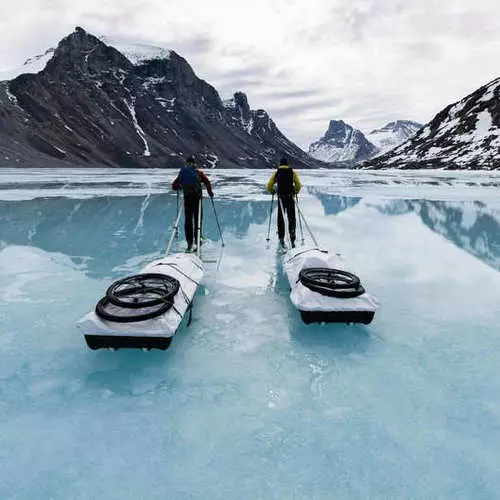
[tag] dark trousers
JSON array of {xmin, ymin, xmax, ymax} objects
[
  {"xmin": 277, "ymin": 195, "xmax": 296, "ymax": 243},
  {"xmin": 184, "ymin": 194, "xmax": 202, "ymax": 247}
]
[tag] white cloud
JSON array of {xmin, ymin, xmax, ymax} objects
[{"xmin": 1, "ymin": 0, "xmax": 499, "ymax": 149}]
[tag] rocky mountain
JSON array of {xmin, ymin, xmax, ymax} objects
[
  {"xmin": 367, "ymin": 120, "xmax": 422, "ymax": 155},
  {"xmin": 0, "ymin": 27, "xmax": 323, "ymax": 169},
  {"xmin": 363, "ymin": 77, "xmax": 500, "ymax": 169},
  {"xmin": 308, "ymin": 120, "xmax": 378, "ymax": 163}
]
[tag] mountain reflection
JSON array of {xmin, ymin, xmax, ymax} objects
[
  {"xmin": 413, "ymin": 199, "xmax": 500, "ymax": 271},
  {"xmin": 308, "ymin": 188, "xmax": 361, "ymax": 215},
  {"xmin": 309, "ymin": 191, "xmax": 500, "ymax": 272},
  {"xmin": 0, "ymin": 194, "xmax": 270, "ymax": 277}
]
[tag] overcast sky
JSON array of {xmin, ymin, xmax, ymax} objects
[{"xmin": 1, "ymin": 0, "xmax": 499, "ymax": 148}]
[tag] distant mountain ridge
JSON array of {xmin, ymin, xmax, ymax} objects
[
  {"xmin": 367, "ymin": 120, "xmax": 422, "ymax": 155},
  {"xmin": 308, "ymin": 119, "xmax": 422, "ymax": 164},
  {"xmin": 0, "ymin": 27, "xmax": 324, "ymax": 169},
  {"xmin": 363, "ymin": 77, "xmax": 500, "ymax": 170}
]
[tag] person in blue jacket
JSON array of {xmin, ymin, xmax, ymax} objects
[{"xmin": 172, "ymin": 156, "xmax": 214, "ymax": 251}]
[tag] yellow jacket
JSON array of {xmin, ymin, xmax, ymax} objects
[{"xmin": 267, "ymin": 165, "xmax": 302, "ymax": 195}]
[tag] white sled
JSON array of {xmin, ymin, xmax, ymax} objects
[
  {"xmin": 78, "ymin": 253, "xmax": 204, "ymax": 350},
  {"xmin": 283, "ymin": 246, "xmax": 378, "ymax": 325}
]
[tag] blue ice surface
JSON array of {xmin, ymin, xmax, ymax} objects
[{"xmin": 1, "ymin": 168, "xmax": 500, "ymax": 499}]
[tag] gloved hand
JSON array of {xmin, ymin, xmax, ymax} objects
[{"xmin": 209, "ymin": 192, "xmax": 214, "ymax": 198}]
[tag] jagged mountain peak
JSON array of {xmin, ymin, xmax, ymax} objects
[
  {"xmin": 44, "ymin": 28, "xmax": 132, "ymax": 75},
  {"xmin": 324, "ymin": 119, "xmax": 350, "ymax": 139},
  {"xmin": 233, "ymin": 92, "xmax": 250, "ymax": 113},
  {"xmin": 223, "ymin": 91, "xmax": 249, "ymax": 109},
  {"xmin": 227, "ymin": 91, "xmax": 252, "ymax": 124},
  {"xmin": 57, "ymin": 26, "xmax": 104, "ymax": 52},
  {"xmin": 309, "ymin": 119, "xmax": 377, "ymax": 163}
]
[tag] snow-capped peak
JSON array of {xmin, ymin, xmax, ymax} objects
[
  {"xmin": 100, "ymin": 36, "xmax": 171, "ymax": 65},
  {"xmin": 0, "ymin": 48, "xmax": 55, "ymax": 82},
  {"xmin": 309, "ymin": 120, "xmax": 378, "ymax": 163},
  {"xmin": 367, "ymin": 120, "xmax": 423, "ymax": 155},
  {"xmin": 0, "ymin": 32, "xmax": 173, "ymax": 82}
]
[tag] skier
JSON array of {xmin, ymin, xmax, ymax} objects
[
  {"xmin": 172, "ymin": 156, "xmax": 214, "ymax": 252},
  {"xmin": 266, "ymin": 156, "xmax": 302, "ymax": 248}
]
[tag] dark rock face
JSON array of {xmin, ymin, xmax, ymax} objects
[
  {"xmin": 363, "ymin": 78, "xmax": 500, "ymax": 170},
  {"xmin": 308, "ymin": 120, "xmax": 378, "ymax": 164},
  {"xmin": 0, "ymin": 28, "xmax": 323, "ymax": 169}
]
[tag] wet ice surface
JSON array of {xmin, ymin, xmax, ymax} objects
[{"xmin": 1, "ymin": 168, "xmax": 500, "ymax": 499}]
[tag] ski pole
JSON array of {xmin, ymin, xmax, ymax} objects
[
  {"xmin": 296, "ymin": 194, "xmax": 304, "ymax": 245},
  {"xmin": 210, "ymin": 196, "xmax": 225, "ymax": 247},
  {"xmin": 175, "ymin": 190, "xmax": 180, "ymax": 239},
  {"xmin": 166, "ymin": 201, "xmax": 184, "ymax": 255},
  {"xmin": 196, "ymin": 195, "xmax": 202, "ymax": 258},
  {"xmin": 266, "ymin": 192, "xmax": 275, "ymax": 242}
]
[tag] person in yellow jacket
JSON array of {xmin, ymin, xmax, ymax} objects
[{"xmin": 267, "ymin": 156, "xmax": 302, "ymax": 247}]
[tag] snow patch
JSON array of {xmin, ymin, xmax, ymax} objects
[
  {"xmin": 155, "ymin": 97, "xmax": 176, "ymax": 109},
  {"xmin": 244, "ymin": 117, "xmax": 254, "ymax": 134},
  {"xmin": 0, "ymin": 48, "xmax": 55, "ymax": 81},
  {"xmin": 478, "ymin": 83, "xmax": 497, "ymax": 103},
  {"xmin": 454, "ymin": 109, "xmax": 495, "ymax": 146},
  {"xmin": 123, "ymin": 99, "xmax": 151, "ymax": 157},
  {"xmin": 102, "ymin": 37, "xmax": 171, "ymax": 65},
  {"xmin": 419, "ymin": 126, "xmax": 431, "ymax": 140},
  {"xmin": 473, "ymin": 109, "xmax": 493, "ymax": 139},
  {"xmin": 113, "ymin": 70, "xmax": 127, "ymax": 86},
  {"xmin": 142, "ymin": 77, "xmax": 167, "ymax": 90},
  {"xmin": 206, "ymin": 154, "xmax": 219, "ymax": 169},
  {"xmin": 6, "ymin": 86, "xmax": 18, "ymax": 105}
]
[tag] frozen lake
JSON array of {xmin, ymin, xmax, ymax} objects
[{"xmin": 1, "ymin": 168, "xmax": 500, "ymax": 499}]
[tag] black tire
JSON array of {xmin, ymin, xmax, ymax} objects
[
  {"xmin": 299, "ymin": 268, "xmax": 365, "ymax": 299},
  {"xmin": 95, "ymin": 273, "xmax": 181, "ymax": 323},
  {"xmin": 95, "ymin": 296, "xmax": 173, "ymax": 323},
  {"xmin": 106, "ymin": 273, "xmax": 180, "ymax": 309}
]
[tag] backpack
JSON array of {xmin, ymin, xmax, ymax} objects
[
  {"xmin": 178, "ymin": 166, "xmax": 202, "ymax": 197},
  {"xmin": 276, "ymin": 167, "xmax": 294, "ymax": 196}
]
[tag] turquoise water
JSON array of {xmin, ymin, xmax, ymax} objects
[{"xmin": 1, "ymin": 168, "xmax": 500, "ymax": 499}]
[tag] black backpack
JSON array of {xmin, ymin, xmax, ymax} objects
[{"xmin": 276, "ymin": 167, "xmax": 294, "ymax": 196}]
